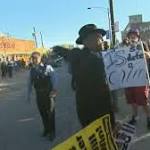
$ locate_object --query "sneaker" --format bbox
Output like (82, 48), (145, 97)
(147, 117), (150, 129)
(128, 116), (137, 125)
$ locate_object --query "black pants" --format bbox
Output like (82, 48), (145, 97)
(77, 109), (115, 129)
(1, 69), (7, 78)
(36, 91), (55, 134)
(8, 67), (13, 78)
(76, 92), (115, 129)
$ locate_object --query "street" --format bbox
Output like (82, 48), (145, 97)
(0, 62), (149, 150)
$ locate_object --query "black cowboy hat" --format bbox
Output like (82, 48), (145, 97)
(76, 24), (106, 44)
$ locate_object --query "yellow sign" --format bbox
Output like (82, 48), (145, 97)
(52, 114), (118, 150)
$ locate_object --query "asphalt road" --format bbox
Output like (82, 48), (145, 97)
(0, 63), (149, 150)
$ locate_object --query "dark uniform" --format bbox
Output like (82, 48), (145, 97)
(1, 60), (7, 78)
(28, 64), (56, 138)
(7, 60), (14, 78)
(71, 48), (115, 128)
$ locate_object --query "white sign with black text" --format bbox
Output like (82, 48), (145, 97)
(115, 123), (136, 150)
(102, 44), (149, 90)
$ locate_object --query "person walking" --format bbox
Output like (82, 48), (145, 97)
(7, 59), (14, 78)
(1, 57), (7, 79)
(71, 24), (115, 129)
(27, 51), (57, 140)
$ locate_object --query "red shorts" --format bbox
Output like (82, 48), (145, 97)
(125, 86), (149, 106)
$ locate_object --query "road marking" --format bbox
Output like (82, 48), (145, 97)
(117, 116), (150, 145)
(18, 117), (35, 122)
(0, 88), (7, 91)
(0, 83), (16, 87)
(131, 132), (150, 144)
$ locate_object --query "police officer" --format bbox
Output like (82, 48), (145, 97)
(7, 58), (14, 78)
(72, 24), (115, 129)
(27, 51), (57, 140)
(1, 57), (8, 79)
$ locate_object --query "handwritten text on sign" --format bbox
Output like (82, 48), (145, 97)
(102, 45), (149, 90)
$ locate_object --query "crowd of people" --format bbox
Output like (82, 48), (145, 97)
(0, 57), (26, 79)
(23, 23), (150, 146)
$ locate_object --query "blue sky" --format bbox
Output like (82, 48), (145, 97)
(0, 0), (150, 47)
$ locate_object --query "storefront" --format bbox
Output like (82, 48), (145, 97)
(0, 36), (36, 63)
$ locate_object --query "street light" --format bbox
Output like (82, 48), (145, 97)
(87, 7), (112, 43)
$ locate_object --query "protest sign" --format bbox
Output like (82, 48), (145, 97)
(52, 114), (118, 150)
(115, 123), (136, 150)
(102, 44), (149, 90)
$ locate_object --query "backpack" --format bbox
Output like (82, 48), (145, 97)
(30, 65), (53, 91)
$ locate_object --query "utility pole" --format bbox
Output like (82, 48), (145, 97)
(109, 0), (116, 47)
(33, 27), (38, 48)
(40, 32), (44, 48)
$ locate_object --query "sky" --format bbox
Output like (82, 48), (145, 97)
(0, 0), (150, 47)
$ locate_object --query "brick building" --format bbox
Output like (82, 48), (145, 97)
(0, 36), (36, 62)
(122, 15), (150, 44)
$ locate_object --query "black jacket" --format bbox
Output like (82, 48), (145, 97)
(71, 48), (114, 126)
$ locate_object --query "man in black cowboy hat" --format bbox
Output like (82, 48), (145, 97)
(71, 24), (115, 128)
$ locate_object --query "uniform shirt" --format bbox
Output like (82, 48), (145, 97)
(27, 63), (58, 99)
(7, 60), (14, 68)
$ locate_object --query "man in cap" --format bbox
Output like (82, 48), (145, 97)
(72, 24), (115, 128)
(124, 28), (150, 129)
(27, 51), (57, 140)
